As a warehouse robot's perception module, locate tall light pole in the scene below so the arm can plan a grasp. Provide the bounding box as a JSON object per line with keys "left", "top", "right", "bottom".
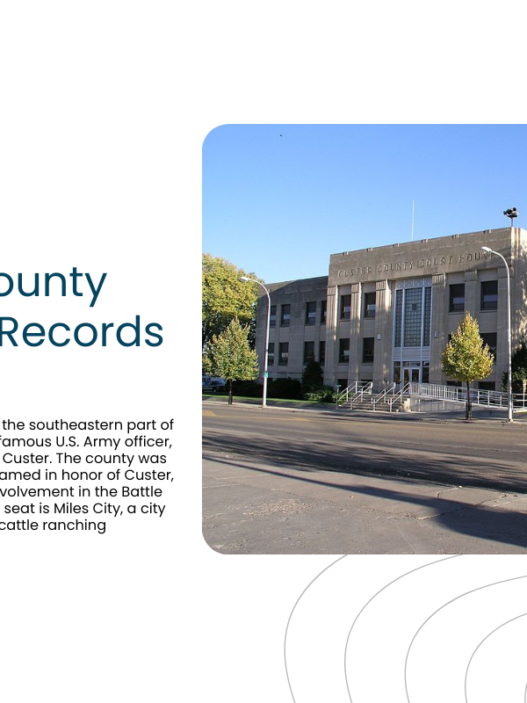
{"left": 240, "top": 277, "right": 271, "bottom": 408}
{"left": 481, "top": 246, "right": 513, "bottom": 422}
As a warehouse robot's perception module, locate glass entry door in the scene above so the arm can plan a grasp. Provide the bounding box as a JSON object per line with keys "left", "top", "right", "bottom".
{"left": 403, "top": 367, "right": 420, "bottom": 385}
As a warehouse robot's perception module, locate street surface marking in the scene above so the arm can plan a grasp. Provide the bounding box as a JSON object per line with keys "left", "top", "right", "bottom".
{"left": 203, "top": 410, "right": 216, "bottom": 416}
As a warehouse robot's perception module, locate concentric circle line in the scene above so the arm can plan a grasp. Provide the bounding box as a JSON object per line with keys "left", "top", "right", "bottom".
{"left": 344, "top": 555, "right": 460, "bottom": 703}
{"left": 284, "top": 555, "right": 347, "bottom": 703}
{"left": 404, "top": 573, "right": 527, "bottom": 703}
{"left": 464, "top": 611, "right": 527, "bottom": 703}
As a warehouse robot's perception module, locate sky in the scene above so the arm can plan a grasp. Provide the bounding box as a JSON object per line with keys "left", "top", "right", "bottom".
{"left": 202, "top": 124, "right": 527, "bottom": 284}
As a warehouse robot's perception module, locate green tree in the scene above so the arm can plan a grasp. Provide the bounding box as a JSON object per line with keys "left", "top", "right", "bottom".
{"left": 502, "top": 339, "right": 527, "bottom": 395}
{"left": 203, "top": 318, "right": 259, "bottom": 405}
{"left": 441, "top": 313, "right": 494, "bottom": 420}
{"left": 301, "top": 360, "right": 324, "bottom": 395}
{"left": 202, "top": 253, "right": 259, "bottom": 348}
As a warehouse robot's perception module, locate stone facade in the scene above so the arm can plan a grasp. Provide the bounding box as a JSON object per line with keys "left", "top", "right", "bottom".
{"left": 255, "top": 227, "right": 527, "bottom": 391}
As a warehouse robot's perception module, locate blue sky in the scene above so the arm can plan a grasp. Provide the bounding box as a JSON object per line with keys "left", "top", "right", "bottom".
{"left": 202, "top": 124, "right": 527, "bottom": 283}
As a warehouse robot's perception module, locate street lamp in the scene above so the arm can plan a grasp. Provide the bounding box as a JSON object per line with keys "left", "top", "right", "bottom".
{"left": 481, "top": 246, "right": 513, "bottom": 422}
{"left": 240, "top": 277, "right": 271, "bottom": 408}
{"left": 503, "top": 207, "right": 518, "bottom": 227}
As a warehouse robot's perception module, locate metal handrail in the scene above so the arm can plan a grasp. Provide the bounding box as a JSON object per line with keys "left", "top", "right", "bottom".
{"left": 336, "top": 381, "right": 527, "bottom": 413}
{"left": 387, "top": 383, "right": 411, "bottom": 412}
{"left": 372, "top": 382, "right": 397, "bottom": 411}
{"left": 408, "top": 382, "right": 509, "bottom": 408}
{"left": 349, "top": 382, "right": 373, "bottom": 408}
{"left": 336, "top": 381, "right": 359, "bottom": 405}
{"left": 337, "top": 381, "right": 372, "bottom": 406}
{"left": 513, "top": 393, "right": 527, "bottom": 410}
{"left": 407, "top": 382, "right": 527, "bottom": 411}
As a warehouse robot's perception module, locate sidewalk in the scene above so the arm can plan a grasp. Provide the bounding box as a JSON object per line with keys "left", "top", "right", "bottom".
{"left": 203, "top": 452, "right": 527, "bottom": 554}
{"left": 202, "top": 395, "right": 527, "bottom": 423}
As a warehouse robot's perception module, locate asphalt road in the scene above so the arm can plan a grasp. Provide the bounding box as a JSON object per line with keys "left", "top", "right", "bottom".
{"left": 202, "top": 402, "right": 527, "bottom": 554}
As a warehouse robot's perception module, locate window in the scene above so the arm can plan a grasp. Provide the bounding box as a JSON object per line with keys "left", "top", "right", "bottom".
{"left": 479, "top": 381, "right": 495, "bottom": 391}
{"left": 480, "top": 332, "right": 497, "bottom": 362}
{"left": 362, "top": 337, "right": 374, "bottom": 363}
{"left": 268, "top": 342, "right": 274, "bottom": 366}
{"left": 394, "top": 285, "right": 432, "bottom": 348}
{"left": 340, "top": 294, "right": 351, "bottom": 320}
{"left": 338, "top": 338, "right": 350, "bottom": 363}
{"left": 304, "top": 341, "right": 315, "bottom": 364}
{"left": 280, "top": 304, "right": 291, "bottom": 326}
{"left": 422, "top": 362, "right": 430, "bottom": 384}
{"left": 319, "top": 340, "right": 326, "bottom": 365}
{"left": 320, "top": 300, "right": 327, "bottom": 325}
{"left": 364, "top": 292, "right": 376, "bottom": 318}
{"left": 305, "top": 301, "right": 316, "bottom": 325}
{"left": 449, "top": 284, "right": 465, "bottom": 312}
{"left": 270, "top": 305, "right": 276, "bottom": 327}
{"left": 403, "top": 288, "right": 422, "bottom": 347}
{"left": 394, "top": 289, "right": 403, "bottom": 347}
{"left": 423, "top": 287, "right": 432, "bottom": 346}
{"left": 481, "top": 281, "right": 498, "bottom": 310}
{"left": 278, "top": 342, "right": 289, "bottom": 365}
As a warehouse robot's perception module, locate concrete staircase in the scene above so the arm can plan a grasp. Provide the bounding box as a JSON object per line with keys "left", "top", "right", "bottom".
{"left": 339, "top": 382, "right": 404, "bottom": 413}
{"left": 341, "top": 395, "right": 404, "bottom": 413}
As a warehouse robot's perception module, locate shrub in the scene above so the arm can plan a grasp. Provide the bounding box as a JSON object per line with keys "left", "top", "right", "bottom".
{"left": 231, "top": 380, "right": 262, "bottom": 397}
{"left": 303, "top": 386, "right": 334, "bottom": 403}
{"left": 267, "top": 378, "right": 302, "bottom": 400}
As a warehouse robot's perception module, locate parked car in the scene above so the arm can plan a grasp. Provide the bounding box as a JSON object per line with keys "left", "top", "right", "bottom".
{"left": 202, "top": 376, "right": 227, "bottom": 393}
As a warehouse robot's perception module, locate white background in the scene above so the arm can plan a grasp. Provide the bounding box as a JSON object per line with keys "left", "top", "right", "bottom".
{"left": 0, "top": 1, "right": 525, "bottom": 701}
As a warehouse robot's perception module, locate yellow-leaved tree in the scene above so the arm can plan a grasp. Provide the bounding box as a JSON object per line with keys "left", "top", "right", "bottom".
{"left": 441, "top": 313, "right": 494, "bottom": 420}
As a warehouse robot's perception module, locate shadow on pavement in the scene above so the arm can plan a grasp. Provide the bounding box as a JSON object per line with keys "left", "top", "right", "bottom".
{"left": 203, "top": 430, "right": 527, "bottom": 494}
{"left": 205, "top": 454, "right": 527, "bottom": 551}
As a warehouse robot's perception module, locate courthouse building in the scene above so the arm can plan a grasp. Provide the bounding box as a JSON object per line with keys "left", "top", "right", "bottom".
{"left": 254, "top": 227, "right": 527, "bottom": 392}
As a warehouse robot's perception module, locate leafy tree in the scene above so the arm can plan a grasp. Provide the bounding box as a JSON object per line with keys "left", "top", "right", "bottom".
{"left": 302, "top": 360, "right": 324, "bottom": 395}
{"left": 202, "top": 253, "right": 260, "bottom": 348}
{"left": 203, "top": 318, "right": 259, "bottom": 404}
{"left": 441, "top": 313, "right": 494, "bottom": 420}
{"left": 502, "top": 339, "right": 527, "bottom": 394}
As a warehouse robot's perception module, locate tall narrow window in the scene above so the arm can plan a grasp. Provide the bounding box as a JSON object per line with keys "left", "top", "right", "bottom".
{"left": 278, "top": 342, "right": 289, "bottom": 365}
{"left": 280, "top": 304, "right": 291, "bottom": 326}
{"left": 394, "top": 283, "right": 432, "bottom": 348}
{"left": 304, "top": 342, "right": 315, "bottom": 364}
{"left": 339, "top": 338, "right": 350, "bottom": 363}
{"left": 449, "top": 284, "right": 465, "bottom": 312}
{"left": 268, "top": 342, "right": 275, "bottom": 366}
{"left": 362, "top": 337, "right": 374, "bottom": 363}
{"left": 305, "top": 301, "right": 316, "bottom": 325}
{"left": 319, "top": 341, "right": 326, "bottom": 365}
{"left": 320, "top": 300, "right": 327, "bottom": 325}
{"left": 481, "top": 281, "right": 498, "bottom": 310}
{"left": 269, "top": 305, "right": 276, "bottom": 327}
{"left": 364, "top": 292, "right": 376, "bottom": 318}
{"left": 403, "top": 288, "right": 422, "bottom": 347}
{"left": 340, "top": 295, "right": 351, "bottom": 320}
{"left": 304, "top": 341, "right": 315, "bottom": 364}
{"left": 422, "top": 362, "right": 430, "bottom": 384}
{"left": 480, "top": 332, "right": 497, "bottom": 362}
{"left": 423, "top": 286, "right": 432, "bottom": 346}
{"left": 394, "top": 289, "right": 403, "bottom": 348}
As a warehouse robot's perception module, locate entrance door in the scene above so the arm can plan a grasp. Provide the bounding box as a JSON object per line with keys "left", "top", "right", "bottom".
{"left": 403, "top": 367, "right": 420, "bottom": 385}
